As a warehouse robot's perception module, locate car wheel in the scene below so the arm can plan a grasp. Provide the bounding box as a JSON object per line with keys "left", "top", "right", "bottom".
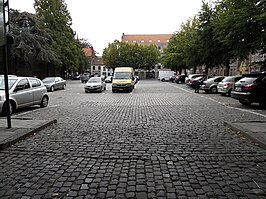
{"left": 50, "top": 86, "right": 55, "bottom": 92}
{"left": 161, "top": 79, "right": 165, "bottom": 82}
{"left": 62, "top": 84, "right": 66, "bottom": 89}
{"left": 40, "top": 96, "right": 49, "bottom": 108}
{"left": 239, "top": 100, "right": 251, "bottom": 106}
{"left": 112, "top": 89, "right": 116, "bottom": 93}
{"left": 210, "top": 86, "right": 217, "bottom": 93}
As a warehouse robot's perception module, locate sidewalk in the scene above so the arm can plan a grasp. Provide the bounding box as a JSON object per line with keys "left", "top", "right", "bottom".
{"left": 224, "top": 120, "right": 266, "bottom": 150}
{"left": 0, "top": 117, "right": 57, "bottom": 150}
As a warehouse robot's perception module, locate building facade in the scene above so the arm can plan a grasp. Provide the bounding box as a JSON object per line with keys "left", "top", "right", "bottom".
{"left": 91, "top": 56, "right": 113, "bottom": 77}
{"left": 121, "top": 33, "right": 172, "bottom": 79}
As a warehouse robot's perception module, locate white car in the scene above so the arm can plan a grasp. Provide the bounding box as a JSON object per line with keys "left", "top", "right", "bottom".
{"left": 84, "top": 77, "right": 106, "bottom": 93}
{"left": 0, "top": 76, "right": 49, "bottom": 115}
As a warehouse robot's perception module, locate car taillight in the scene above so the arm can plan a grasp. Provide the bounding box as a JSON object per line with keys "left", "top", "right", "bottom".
{"left": 245, "top": 83, "right": 257, "bottom": 90}
{"left": 223, "top": 82, "right": 231, "bottom": 87}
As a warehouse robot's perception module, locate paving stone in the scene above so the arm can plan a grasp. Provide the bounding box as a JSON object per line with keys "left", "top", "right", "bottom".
{"left": 1, "top": 81, "right": 266, "bottom": 199}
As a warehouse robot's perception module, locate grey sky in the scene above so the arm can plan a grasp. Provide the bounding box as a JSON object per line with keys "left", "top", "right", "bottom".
{"left": 9, "top": 0, "right": 203, "bottom": 55}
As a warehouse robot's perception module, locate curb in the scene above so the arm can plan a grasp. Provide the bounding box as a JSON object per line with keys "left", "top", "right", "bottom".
{"left": 224, "top": 121, "right": 266, "bottom": 150}
{"left": 0, "top": 119, "right": 57, "bottom": 150}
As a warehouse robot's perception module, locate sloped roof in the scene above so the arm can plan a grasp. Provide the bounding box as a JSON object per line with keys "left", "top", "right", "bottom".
{"left": 92, "top": 57, "right": 104, "bottom": 65}
{"left": 82, "top": 47, "right": 94, "bottom": 57}
{"left": 121, "top": 34, "right": 172, "bottom": 44}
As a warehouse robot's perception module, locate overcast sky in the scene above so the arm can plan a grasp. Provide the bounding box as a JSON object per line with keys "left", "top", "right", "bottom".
{"left": 9, "top": 0, "right": 203, "bottom": 55}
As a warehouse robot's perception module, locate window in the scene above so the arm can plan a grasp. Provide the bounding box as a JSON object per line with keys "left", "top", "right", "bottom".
{"left": 157, "top": 40, "right": 161, "bottom": 42}
{"left": 103, "top": 67, "right": 106, "bottom": 71}
{"left": 141, "top": 40, "right": 144, "bottom": 43}
{"left": 93, "top": 66, "right": 95, "bottom": 70}
{"left": 158, "top": 65, "right": 161, "bottom": 70}
{"left": 30, "top": 78, "right": 41, "bottom": 87}
{"left": 16, "top": 79, "right": 30, "bottom": 90}
{"left": 149, "top": 40, "right": 152, "bottom": 43}
{"left": 133, "top": 40, "right": 136, "bottom": 43}
{"left": 166, "top": 40, "right": 169, "bottom": 42}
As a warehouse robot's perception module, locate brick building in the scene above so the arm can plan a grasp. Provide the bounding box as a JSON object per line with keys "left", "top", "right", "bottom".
{"left": 121, "top": 33, "right": 172, "bottom": 79}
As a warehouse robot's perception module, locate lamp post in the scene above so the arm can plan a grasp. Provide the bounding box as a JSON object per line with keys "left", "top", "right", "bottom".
{"left": 1, "top": 0, "right": 11, "bottom": 128}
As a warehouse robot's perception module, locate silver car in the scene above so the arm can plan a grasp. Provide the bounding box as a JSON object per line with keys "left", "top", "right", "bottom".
{"left": 217, "top": 75, "right": 242, "bottom": 96}
{"left": 200, "top": 76, "right": 225, "bottom": 93}
{"left": 84, "top": 77, "right": 106, "bottom": 93}
{"left": 0, "top": 76, "right": 49, "bottom": 115}
{"left": 42, "top": 77, "right": 66, "bottom": 92}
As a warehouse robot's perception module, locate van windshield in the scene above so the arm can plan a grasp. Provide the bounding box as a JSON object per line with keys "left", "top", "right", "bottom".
{"left": 113, "top": 72, "right": 131, "bottom": 79}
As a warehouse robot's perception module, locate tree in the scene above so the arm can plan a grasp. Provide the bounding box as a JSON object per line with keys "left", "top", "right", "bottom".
{"left": 213, "top": 0, "right": 266, "bottom": 59}
{"left": 8, "top": 9, "right": 60, "bottom": 75}
{"left": 162, "top": 17, "right": 200, "bottom": 74}
{"left": 34, "top": 0, "right": 85, "bottom": 75}
{"left": 103, "top": 40, "right": 160, "bottom": 70}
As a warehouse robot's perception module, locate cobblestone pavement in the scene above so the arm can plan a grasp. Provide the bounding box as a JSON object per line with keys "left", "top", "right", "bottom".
{"left": 1, "top": 80, "right": 266, "bottom": 199}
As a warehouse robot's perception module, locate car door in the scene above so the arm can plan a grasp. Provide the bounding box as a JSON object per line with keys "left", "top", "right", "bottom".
{"left": 30, "top": 78, "right": 43, "bottom": 104}
{"left": 12, "top": 78, "right": 33, "bottom": 108}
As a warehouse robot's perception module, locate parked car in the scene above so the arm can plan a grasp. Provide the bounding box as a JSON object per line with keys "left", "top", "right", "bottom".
{"left": 175, "top": 75, "right": 187, "bottom": 84}
{"left": 185, "top": 74, "right": 203, "bottom": 84}
{"left": 105, "top": 76, "right": 113, "bottom": 83}
{"left": 187, "top": 75, "right": 207, "bottom": 89}
{"left": 42, "top": 77, "right": 66, "bottom": 92}
{"left": 169, "top": 75, "right": 177, "bottom": 82}
{"left": 80, "top": 73, "right": 90, "bottom": 83}
{"left": 217, "top": 75, "right": 242, "bottom": 96}
{"left": 200, "top": 76, "right": 225, "bottom": 93}
{"left": 231, "top": 72, "right": 266, "bottom": 107}
{"left": 0, "top": 76, "right": 49, "bottom": 115}
{"left": 84, "top": 77, "right": 106, "bottom": 93}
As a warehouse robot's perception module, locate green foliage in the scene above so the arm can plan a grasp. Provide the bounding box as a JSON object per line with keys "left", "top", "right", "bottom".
{"left": 9, "top": 9, "right": 60, "bottom": 65}
{"left": 102, "top": 40, "right": 160, "bottom": 70}
{"left": 213, "top": 0, "right": 266, "bottom": 58}
{"left": 162, "top": 17, "right": 200, "bottom": 73}
{"left": 34, "top": 0, "right": 86, "bottom": 72}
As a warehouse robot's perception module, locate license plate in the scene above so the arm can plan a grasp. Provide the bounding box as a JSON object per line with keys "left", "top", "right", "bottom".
{"left": 235, "top": 87, "right": 241, "bottom": 91}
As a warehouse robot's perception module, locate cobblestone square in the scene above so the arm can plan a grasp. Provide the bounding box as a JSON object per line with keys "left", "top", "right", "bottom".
{"left": 1, "top": 80, "right": 266, "bottom": 198}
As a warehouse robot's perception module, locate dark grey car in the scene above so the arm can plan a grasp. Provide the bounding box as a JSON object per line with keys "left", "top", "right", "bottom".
{"left": 42, "top": 77, "right": 66, "bottom": 92}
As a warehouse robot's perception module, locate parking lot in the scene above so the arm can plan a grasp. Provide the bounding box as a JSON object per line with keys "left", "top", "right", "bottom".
{"left": 1, "top": 79, "right": 266, "bottom": 198}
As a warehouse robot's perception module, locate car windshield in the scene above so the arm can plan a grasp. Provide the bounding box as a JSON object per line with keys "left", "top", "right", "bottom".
{"left": 42, "top": 77, "right": 56, "bottom": 83}
{"left": 0, "top": 78, "right": 17, "bottom": 90}
{"left": 113, "top": 72, "right": 131, "bottom": 79}
{"left": 88, "top": 78, "right": 101, "bottom": 83}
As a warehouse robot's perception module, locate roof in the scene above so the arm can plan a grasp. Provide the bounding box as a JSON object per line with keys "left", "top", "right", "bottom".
{"left": 92, "top": 57, "right": 104, "bottom": 65}
{"left": 121, "top": 34, "right": 172, "bottom": 44}
{"left": 82, "top": 47, "right": 94, "bottom": 57}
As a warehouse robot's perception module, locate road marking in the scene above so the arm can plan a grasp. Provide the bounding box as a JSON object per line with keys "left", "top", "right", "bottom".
{"left": 174, "top": 84, "right": 266, "bottom": 118}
